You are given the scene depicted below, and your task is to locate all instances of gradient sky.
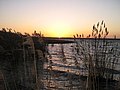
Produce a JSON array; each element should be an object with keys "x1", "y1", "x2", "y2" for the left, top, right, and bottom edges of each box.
[{"x1": 0, "y1": 0, "x2": 120, "y2": 37}]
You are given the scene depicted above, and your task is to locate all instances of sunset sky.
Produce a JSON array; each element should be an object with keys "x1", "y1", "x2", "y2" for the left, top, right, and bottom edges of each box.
[{"x1": 0, "y1": 0, "x2": 120, "y2": 37}]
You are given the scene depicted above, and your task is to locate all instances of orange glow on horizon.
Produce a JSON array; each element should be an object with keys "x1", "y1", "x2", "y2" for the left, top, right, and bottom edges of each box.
[{"x1": 47, "y1": 22, "x2": 73, "y2": 37}]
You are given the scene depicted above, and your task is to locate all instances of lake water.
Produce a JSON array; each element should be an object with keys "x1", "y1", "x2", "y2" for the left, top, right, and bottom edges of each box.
[{"x1": 43, "y1": 39, "x2": 120, "y2": 90}]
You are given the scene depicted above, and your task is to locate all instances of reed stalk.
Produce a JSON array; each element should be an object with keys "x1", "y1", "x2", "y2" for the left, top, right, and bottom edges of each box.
[{"x1": 0, "y1": 70, "x2": 7, "y2": 90}]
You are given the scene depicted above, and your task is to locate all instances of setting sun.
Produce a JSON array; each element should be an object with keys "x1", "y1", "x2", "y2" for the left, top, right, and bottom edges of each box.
[{"x1": 49, "y1": 22, "x2": 72, "y2": 37}]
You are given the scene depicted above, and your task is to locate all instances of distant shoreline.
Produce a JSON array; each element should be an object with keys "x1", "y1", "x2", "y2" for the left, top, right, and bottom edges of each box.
[{"x1": 44, "y1": 37, "x2": 120, "y2": 40}]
